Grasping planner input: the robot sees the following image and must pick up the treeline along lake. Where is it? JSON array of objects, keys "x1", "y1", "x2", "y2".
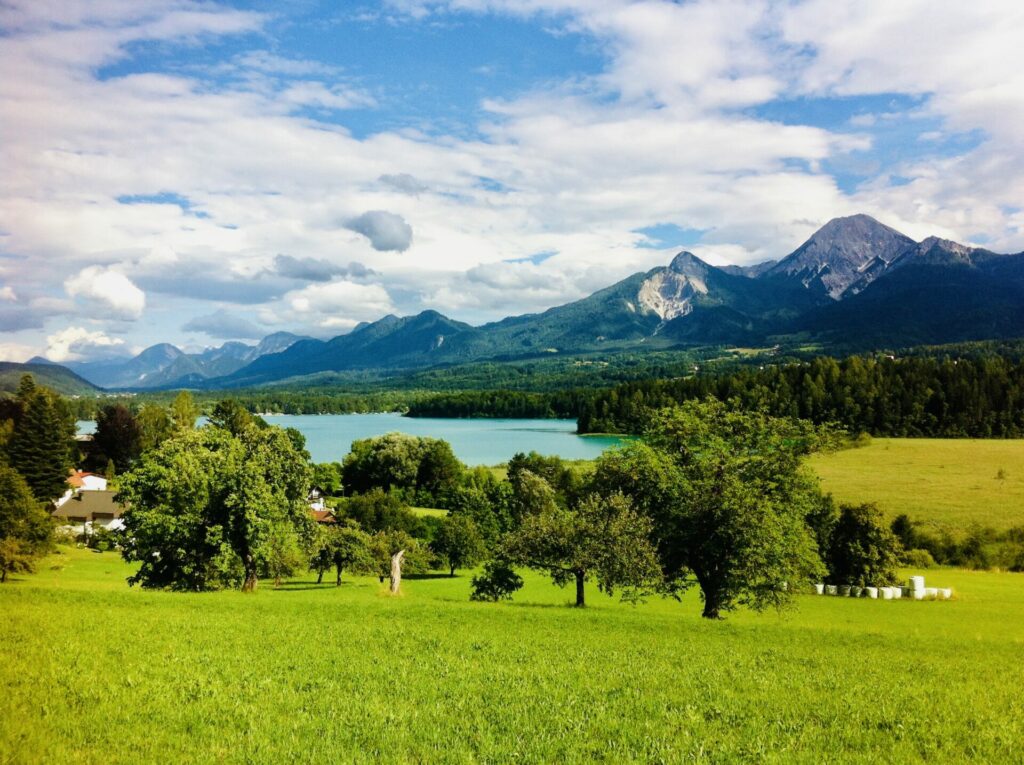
[{"x1": 78, "y1": 413, "x2": 623, "y2": 465}]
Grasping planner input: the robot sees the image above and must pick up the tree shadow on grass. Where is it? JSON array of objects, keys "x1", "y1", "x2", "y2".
[
  {"x1": 273, "y1": 579, "x2": 368, "y2": 591},
  {"x1": 405, "y1": 573, "x2": 462, "y2": 581}
]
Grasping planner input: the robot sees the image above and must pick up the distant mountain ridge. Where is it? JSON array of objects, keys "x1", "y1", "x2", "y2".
[
  {"x1": 28, "y1": 214, "x2": 1024, "y2": 390},
  {"x1": 31, "y1": 331, "x2": 311, "y2": 390}
]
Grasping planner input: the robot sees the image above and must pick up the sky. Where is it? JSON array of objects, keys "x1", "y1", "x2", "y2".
[{"x1": 1, "y1": 0, "x2": 1023, "y2": 362}]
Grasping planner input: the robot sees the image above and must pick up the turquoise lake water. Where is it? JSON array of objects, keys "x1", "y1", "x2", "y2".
[{"x1": 77, "y1": 413, "x2": 623, "y2": 466}]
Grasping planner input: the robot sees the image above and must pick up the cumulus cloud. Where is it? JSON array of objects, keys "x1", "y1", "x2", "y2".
[
  {"x1": 65, "y1": 266, "x2": 146, "y2": 320},
  {"x1": 182, "y1": 309, "x2": 264, "y2": 340},
  {"x1": 344, "y1": 211, "x2": 414, "y2": 252},
  {"x1": 284, "y1": 280, "x2": 396, "y2": 331},
  {"x1": 44, "y1": 326, "x2": 129, "y2": 363},
  {"x1": 273, "y1": 255, "x2": 375, "y2": 283}
]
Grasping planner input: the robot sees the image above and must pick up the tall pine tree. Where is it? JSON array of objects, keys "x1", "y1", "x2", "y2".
[{"x1": 6, "y1": 375, "x2": 74, "y2": 502}]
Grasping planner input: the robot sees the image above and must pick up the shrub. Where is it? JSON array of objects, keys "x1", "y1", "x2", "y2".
[
  {"x1": 470, "y1": 560, "x2": 523, "y2": 602},
  {"x1": 902, "y1": 548, "x2": 936, "y2": 568}
]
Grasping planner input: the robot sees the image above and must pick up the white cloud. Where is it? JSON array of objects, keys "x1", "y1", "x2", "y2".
[
  {"x1": 0, "y1": 341, "x2": 36, "y2": 362},
  {"x1": 1, "y1": 0, "x2": 1024, "y2": 350},
  {"x1": 65, "y1": 266, "x2": 146, "y2": 320},
  {"x1": 283, "y1": 280, "x2": 396, "y2": 331},
  {"x1": 44, "y1": 326, "x2": 128, "y2": 362},
  {"x1": 0, "y1": 286, "x2": 16, "y2": 301}
]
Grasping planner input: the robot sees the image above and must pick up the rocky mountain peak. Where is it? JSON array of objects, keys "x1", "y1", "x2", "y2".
[{"x1": 765, "y1": 214, "x2": 916, "y2": 299}]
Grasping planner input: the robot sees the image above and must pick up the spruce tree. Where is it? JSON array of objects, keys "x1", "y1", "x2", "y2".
[{"x1": 6, "y1": 376, "x2": 74, "y2": 502}]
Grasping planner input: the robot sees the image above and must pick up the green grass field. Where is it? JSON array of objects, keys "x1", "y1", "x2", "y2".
[
  {"x1": 3, "y1": 545, "x2": 1023, "y2": 763},
  {"x1": 809, "y1": 438, "x2": 1024, "y2": 532}
]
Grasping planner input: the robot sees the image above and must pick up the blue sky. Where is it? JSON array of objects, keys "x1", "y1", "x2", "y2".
[{"x1": 1, "y1": 0, "x2": 1023, "y2": 362}]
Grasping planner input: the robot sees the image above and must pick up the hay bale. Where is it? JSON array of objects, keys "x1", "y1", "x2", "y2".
[
  {"x1": 909, "y1": 576, "x2": 925, "y2": 592},
  {"x1": 865, "y1": 587, "x2": 878, "y2": 599},
  {"x1": 940, "y1": 588, "x2": 953, "y2": 599},
  {"x1": 881, "y1": 587, "x2": 894, "y2": 600},
  {"x1": 825, "y1": 585, "x2": 837, "y2": 596},
  {"x1": 814, "y1": 584, "x2": 824, "y2": 595}
]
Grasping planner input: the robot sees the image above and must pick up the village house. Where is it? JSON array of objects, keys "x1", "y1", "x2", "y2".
[{"x1": 51, "y1": 490, "x2": 126, "y2": 531}]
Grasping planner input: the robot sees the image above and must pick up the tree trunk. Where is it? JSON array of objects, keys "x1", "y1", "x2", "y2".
[
  {"x1": 274, "y1": 575, "x2": 282, "y2": 589},
  {"x1": 316, "y1": 569, "x2": 324, "y2": 584},
  {"x1": 389, "y1": 550, "x2": 405, "y2": 594},
  {"x1": 450, "y1": 565, "x2": 456, "y2": 577},
  {"x1": 335, "y1": 563, "x2": 343, "y2": 586},
  {"x1": 695, "y1": 569, "x2": 723, "y2": 619},
  {"x1": 575, "y1": 570, "x2": 585, "y2": 607},
  {"x1": 1, "y1": 567, "x2": 7, "y2": 584},
  {"x1": 241, "y1": 552, "x2": 258, "y2": 593}
]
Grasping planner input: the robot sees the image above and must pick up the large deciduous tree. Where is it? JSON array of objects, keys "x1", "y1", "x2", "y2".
[
  {"x1": 137, "y1": 403, "x2": 174, "y2": 453},
  {"x1": 433, "y1": 512, "x2": 486, "y2": 576},
  {"x1": 503, "y1": 473, "x2": 661, "y2": 607},
  {"x1": 310, "y1": 521, "x2": 372, "y2": 585},
  {"x1": 340, "y1": 433, "x2": 464, "y2": 504},
  {"x1": 593, "y1": 400, "x2": 828, "y2": 618},
  {"x1": 117, "y1": 423, "x2": 312, "y2": 592},
  {"x1": 6, "y1": 375, "x2": 75, "y2": 502}
]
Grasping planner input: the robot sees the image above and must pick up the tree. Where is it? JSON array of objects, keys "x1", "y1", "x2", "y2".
[
  {"x1": 261, "y1": 521, "x2": 307, "y2": 588},
  {"x1": 93, "y1": 404, "x2": 142, "y2": 472},
  {"x1": 170, "y1": 391, "x2": 199, "y2": 432},
  {"x1": 342, "y1": 489, "x2": 424, "y2": 535},
  {"x1": 340, "y1": 433, "x2": 464, "y2": 505},
  {"x1": 208, "y1": 399, "x2": 264, "y2": 435},
  {"x1": 310, "y1": 521, "x2": 371, "y2": 585},
  {"x1": 0, "y1": 464, "x2": 53, "y2": 583},
  {"x1": 826, "y1": 503, "x2": 902, "y2": 587},
  {"x1": 137, "y1": 403, "x2": 174, "y2": 452},
  {"x1": 502, "y1": 476, "x2": 661, "y2": 607},
  {"x1": 5, "y1": 376, "x2": 75, "y2": 502},
  {"x1": 117, "y1": 425, "x2": 312, "y2": 592},
  {"x1": 593, "y1": 400, "x2": 828, "y2": 618},
  {"x1": 433, "y1": 513, "x2": 486, "y2": 576},
  {"x1": 470, "y1": 560, "x2": 523, "y2": 602}
]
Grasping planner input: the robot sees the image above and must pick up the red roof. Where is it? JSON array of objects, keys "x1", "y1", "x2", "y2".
[
  {"x1": 68, "y1": 470, "x2": 97, "y2": 488},
  {"x1": 311, "y1": 509, "x2": 336, "y2": 524}
]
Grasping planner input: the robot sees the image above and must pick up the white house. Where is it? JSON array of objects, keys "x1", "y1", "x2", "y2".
[{"x1": 54, "y1": 471, "x2": 109, "y2": 508}]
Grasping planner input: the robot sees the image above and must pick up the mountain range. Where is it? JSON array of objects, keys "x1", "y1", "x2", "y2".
[{"x1": 27, "y1": 214, "x2": 1024, "y2": 390}]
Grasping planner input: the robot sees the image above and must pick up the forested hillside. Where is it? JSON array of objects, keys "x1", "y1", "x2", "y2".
[{"x1": 578, "y1": 355, "x2": 1024, "y2": 437}]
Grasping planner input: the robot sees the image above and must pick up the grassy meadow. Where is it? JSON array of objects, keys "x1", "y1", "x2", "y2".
[
  {"x1": 809, "y1": 438, "x2": 1024, "y2": 532},
  {"x1": 3, "y1": 545, "x2": 1024, "y2": 763}
]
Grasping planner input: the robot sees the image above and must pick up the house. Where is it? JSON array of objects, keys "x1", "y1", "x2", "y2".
[
  {"x1": 70, "y1": 470, "x2": 107, "y2": 491},
  {"x1": 52, "y1": 490, "x2": 126, "y2": 530},
  {"x1": 55, "y1": 471, "x2": 108, "y2": 508},
  {"x1": 307, "y1": 486, "x2": 327, "y2": 512},
  {"x1": 311, "y1": 508, "x2": 337, "y2": 524}
]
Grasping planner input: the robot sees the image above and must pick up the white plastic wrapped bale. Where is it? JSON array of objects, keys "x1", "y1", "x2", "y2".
[
  {"x1": 865, "y1": 587, "x2": 878, "y2": 599},
  {"x1": 909, "y1": 575, "x2": 925, "y2": 592},
  {"x1": 925, "y1": 587, "x2": 938, "y2": 598},
  {"x1": 881, "y1": 587, "x2": 894, "y2": 600},
  {"x1": 893, "y1": 587, "x2": 903, "y2": 599},
  {"x1": 913, "y1": 589, "x2": 925, "y2": 600},
  {"x1": 826, "y1": 585, "x2": 837, "y2": 596},
  {"x1": 850, "y1": 586, "x2": 862, "y2": 597},
  {"x1": 814, "y1": 584, "x2": 824, "y2": 595},
  {"x1": 941, "y1": 588, "x2": 953, "y2": 599}
]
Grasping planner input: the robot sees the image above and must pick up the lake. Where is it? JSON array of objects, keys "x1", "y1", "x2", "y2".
[{"x1": 76, "y1": 413, "x2": 624, "y2": 466}]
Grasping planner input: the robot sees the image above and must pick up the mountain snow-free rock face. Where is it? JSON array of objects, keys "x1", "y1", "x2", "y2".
[
  {"x1": 637, "y1": 252, "x2": 711, "y2": 320},
  {"x1": 765, "y1": 214, "x2": 916, "y2": 299}
]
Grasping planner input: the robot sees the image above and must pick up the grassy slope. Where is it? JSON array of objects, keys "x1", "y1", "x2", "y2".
[
  {"x1": 3, "y1": 546, "x2": 1023, "y2": 763},
  {"x1": 809, "y1": 438, "x2": 1024, "y2": 532}
]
